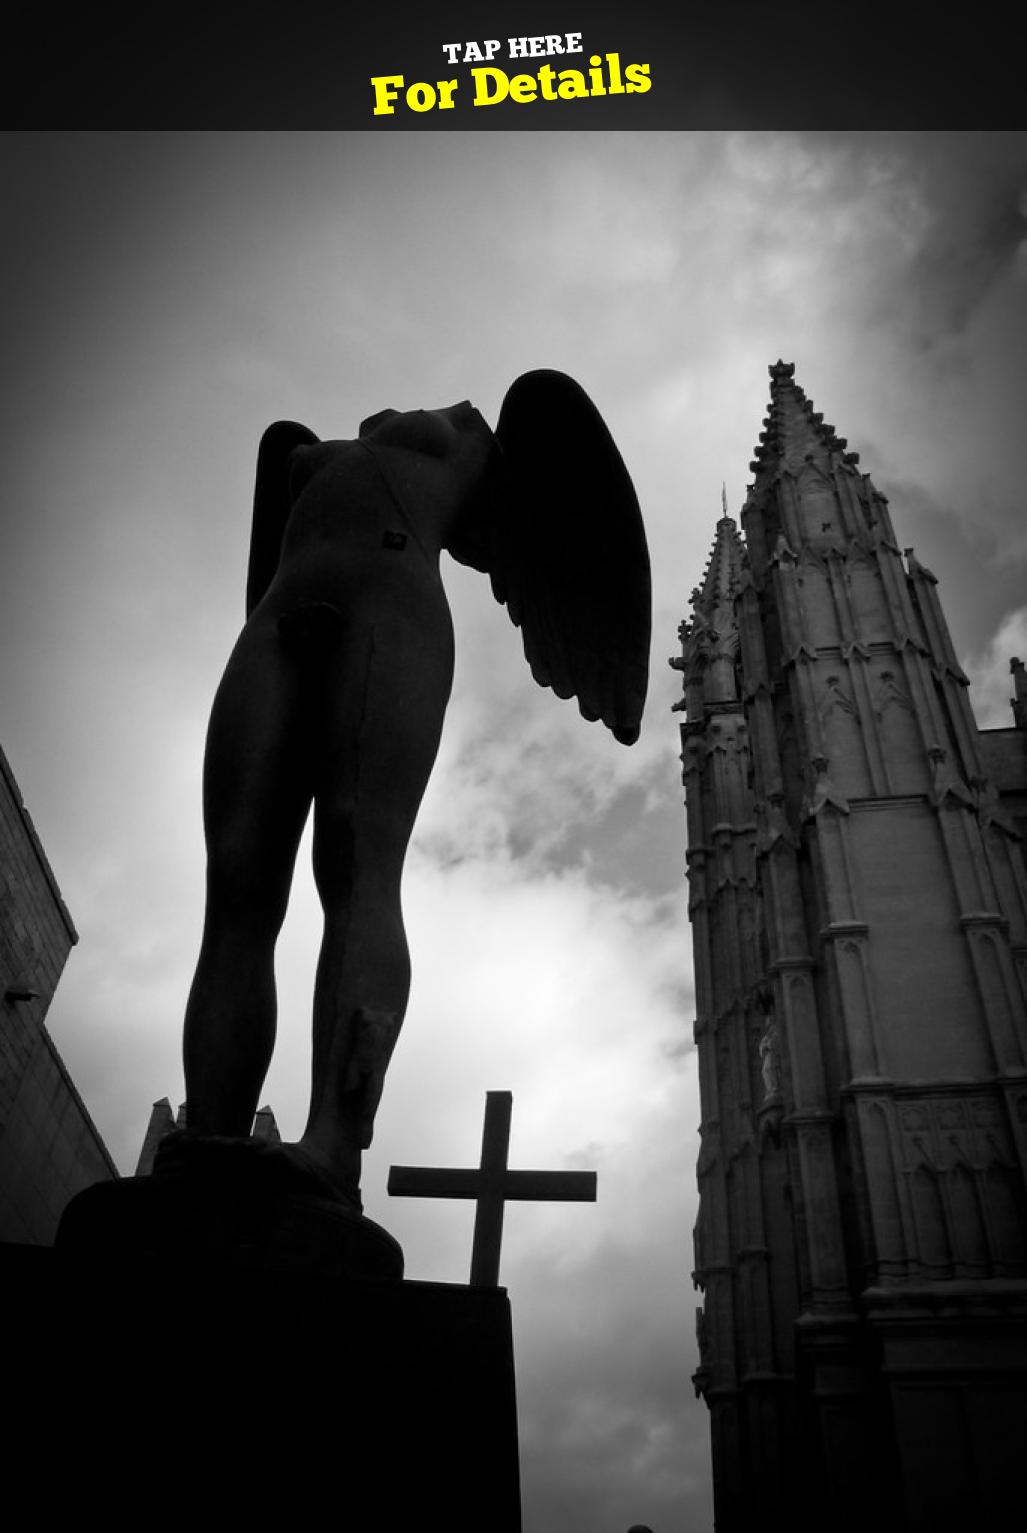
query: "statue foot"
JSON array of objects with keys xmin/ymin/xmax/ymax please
[
  {"xmin": 290, "ymin": 1134, "xmax": 364, "ymax": 1213},
  {"xmin": 63, "ymin": 1131, "xmax": 401, "ymax": 1280},
  {"xmin": 281, "ymin": 1139, "xmax": 363, "ymax": 1213},
  {"xmin": 152, "ymin": 1128, "xmax": 363, "ymax": 1213}
]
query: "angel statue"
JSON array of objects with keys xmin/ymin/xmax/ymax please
[{"xmin": 171, "ymin": 370, "xmax": 650, "ymax": 1217}]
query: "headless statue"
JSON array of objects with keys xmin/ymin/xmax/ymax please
[{"xmin": 176, "ymin": 372, "xmax": 650, "ymax": 1210}]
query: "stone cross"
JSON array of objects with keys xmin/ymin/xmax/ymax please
[{"xmin": 387, "ymin": 1091, "xmax": 597, "ymax": 1287}]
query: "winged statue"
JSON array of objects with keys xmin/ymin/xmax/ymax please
[{"xmin": 176, "ymin": 369, "xmax": 650, "ymax": 1211}]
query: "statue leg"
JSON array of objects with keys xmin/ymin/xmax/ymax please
[
  {"xmin": 294, "ymin": 807, "xmax": 412, "ymax": 1196},
  {"xmin": 183, "ymin": 617, "xmax": 316, "ymax": 1137},
  {"xmin": 296, "ymin": 605, "xmax": 454, "ymax": 1194}
]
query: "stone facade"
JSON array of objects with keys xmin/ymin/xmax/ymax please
[
  {"xmin": 0, "ymin": 744, "xmax": 117, "ymax": 1242},
  {"xmin": 672, "ymin": 364, "xmax": 1027, "ymax": 1531}
]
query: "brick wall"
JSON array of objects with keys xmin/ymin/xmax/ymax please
[{"xmin": 0, "ymin": 744, "xmax": 117, "ymax": 1242}]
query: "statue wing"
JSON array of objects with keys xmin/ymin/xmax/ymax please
[
  {"xmin": 246, "ymin": 420, "xmax": 320, "ymax": 616},
  {"xmin": 482, "ymin": 371, "xmax": 651, "ymax": 746}
]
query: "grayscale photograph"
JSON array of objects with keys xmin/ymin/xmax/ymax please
[{"xmin": 2, "ymin": 126, "xmax": 1025, "ymax": 1531}]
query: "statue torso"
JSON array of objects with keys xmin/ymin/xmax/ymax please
[{"xmin": 268, "ymin": 438, "xmax": 449, "ymax": 620}]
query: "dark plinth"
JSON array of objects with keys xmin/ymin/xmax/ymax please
[{"xmin": 5, "ymin": 1237, "xmax": 522, "ymax": 1531}]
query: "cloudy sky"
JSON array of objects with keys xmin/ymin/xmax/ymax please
[{"xmin": 2, "ymin": 130, "xmax": 1026, "ymax": 1531}]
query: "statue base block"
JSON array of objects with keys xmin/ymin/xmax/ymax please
[
  {"xmin": 55, "ymin": 1170, "xmax": 405, "ymax": 1281},
  {"xmin": 5, "ymin": 1239, "xmax": 522, "ymax": 1531}
]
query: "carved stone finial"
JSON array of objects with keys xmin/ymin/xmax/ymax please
[
  {"xmin": 927, "ymin": 745, "xmax": 975, "ymax": 809},
  {"xmin": 803, "ymin": 756, "xmax": 850, "ymax": 818}
]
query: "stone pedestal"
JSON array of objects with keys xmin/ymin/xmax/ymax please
[
  {"xmin": 56, "ymin": 1166, "xmax": 405, "ymax": 1281},
  {"xmin": 5, "ymin": 1231, "xmax": 522, "ymax": 1530}
]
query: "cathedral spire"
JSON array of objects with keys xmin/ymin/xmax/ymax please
[
  {"xmin": 697, "ymin": 499, "xmax": 746, "ymax": 623},
  {"xmin": 748, "ymin": 359, "xmax": 861, "ymax": 483},
  {"xmin": 670, "ymin": 494, "xmax": 747, "ymax": 717},
  {"xmin": 739, "ymin": 361, "xmax": 912, "ymax": 601},
  {"xmin": 679, "ymin": 359, "xmax": 1027, "ymax": 1533}
]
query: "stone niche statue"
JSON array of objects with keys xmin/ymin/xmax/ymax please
[{"xmin": 171, "ymin": 370, "xmax": 650, "ymax": 1215}]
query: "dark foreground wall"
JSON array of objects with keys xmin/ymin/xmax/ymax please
[{"xmin": 5, "ymin": 1241, "xmax": 522, "ymax": 1531}]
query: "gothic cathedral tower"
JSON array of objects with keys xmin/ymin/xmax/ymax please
[{"xmin": 672, "ymin": 362, "xmax": 1027, "ymax": 1532}]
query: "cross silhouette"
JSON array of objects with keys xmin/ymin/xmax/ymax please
[{"xmin": 387, "ymin": 1091, "xmax": 597, "ymax": 1287}]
